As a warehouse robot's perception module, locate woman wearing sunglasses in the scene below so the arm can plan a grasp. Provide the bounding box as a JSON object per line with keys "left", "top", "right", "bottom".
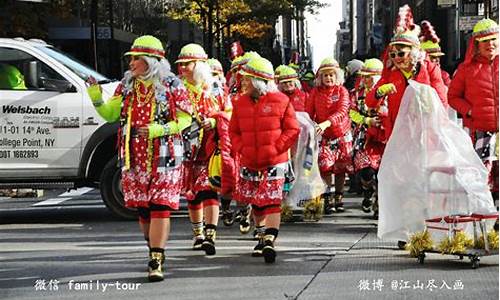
{"left": 364, "top": 5, "right": 448, "bottom": 250}
{"left": 448, "top": 18, "right": 499, "bottom": 228}
{"left": 365, "top": 5, "right": 448, "bottom": 141}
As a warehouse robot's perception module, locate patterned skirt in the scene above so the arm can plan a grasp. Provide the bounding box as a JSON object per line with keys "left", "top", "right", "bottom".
{"left": 318, "top": 133, "right": 354, "bottom": 175}
{"left": 233, "top": 163, "right": 287, "bottom": 207}
{"left": 353, "top": 141, "right": 385, "bottom": 172}
{"left": 182, "top": 161, "right": 213, "bottom": 201}
{"left": 122, "top": 165, "right": 183, "bottom": 209}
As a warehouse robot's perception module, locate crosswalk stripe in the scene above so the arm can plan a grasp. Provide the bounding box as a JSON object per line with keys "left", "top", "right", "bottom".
{"left": 32, "top": 197, "right": 72, "bottom": 206}
{"left": 58, "top": 187, "right": 94, "bottom": 197}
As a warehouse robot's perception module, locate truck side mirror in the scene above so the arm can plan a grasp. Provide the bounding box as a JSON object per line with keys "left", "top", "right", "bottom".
{"left": 26, "top": 61, "right": 40, "bottom": 88}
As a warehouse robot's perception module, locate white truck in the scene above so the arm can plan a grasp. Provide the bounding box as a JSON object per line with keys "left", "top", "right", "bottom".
{"left": 0, "top": 38, "right": 134, "bottom": 219}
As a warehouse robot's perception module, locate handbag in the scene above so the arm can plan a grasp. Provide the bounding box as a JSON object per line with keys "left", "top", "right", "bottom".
{"left": 208, "top": 148, "right": 222, "bottom": 190}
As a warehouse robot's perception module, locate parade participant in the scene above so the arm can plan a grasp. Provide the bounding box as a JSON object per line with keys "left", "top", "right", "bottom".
{"left": 366, "top": 5, "right": 448, "bottom": 249}
{"left": 349, "top": 58, "right": 385, "bottom": 217}
{"left": 448, "top": 18, "right": 499, "bottom": 223}
{"left": 206, "top": 58, "right": 237, "bottom": 227}
{"left": 420, "top": 20, "right": 451, "bottom": 86}
{"left": 306, "top": 57, "right": 353, "bottom": 213}
{"left": 207, "top": 58, "right": 227, "bottom": 92}
{"left": 225, "top": 51, "right": 262, "bottom": 235}
{"left": 277, "top": 65, "right": 307, "bottom": 112}
{"left": 365, "top": 4, "right": 448, "bottom": 141}
{"left": 274, "top": 64, "right": 289, "bottom": 83}
{"left": 230, "top": 56, "right": 299, "bottom": 263}
{"left": 176, "top": 43, "right": 225, "bottom": 256}
{"left": 86, "top": 35, "right": 192, "bottom": 281}
{"left": 344, "top": 59, "right": 364, "bottom": 91}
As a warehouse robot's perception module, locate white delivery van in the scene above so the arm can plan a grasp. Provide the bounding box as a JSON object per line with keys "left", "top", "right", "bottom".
{"left": 0, "top": 38, "right": 134, "bottom": 219}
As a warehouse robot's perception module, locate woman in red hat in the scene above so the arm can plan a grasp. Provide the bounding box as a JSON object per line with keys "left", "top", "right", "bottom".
{"left": 86, "top": 35, "right": 192, "bottom": 281}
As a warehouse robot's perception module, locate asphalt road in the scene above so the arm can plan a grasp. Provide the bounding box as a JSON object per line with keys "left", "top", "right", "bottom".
{"left": 0, "top": 190, "right": 498, "bottom": 300}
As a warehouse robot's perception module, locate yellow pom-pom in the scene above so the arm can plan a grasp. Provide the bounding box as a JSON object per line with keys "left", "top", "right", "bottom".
{"left": 475, "top": 230, "right": 499, "bottom": 250}
{"left": 303, "top": 196, "right": 324, "bottom": 221}
{"left": 281, "top": 204, "right": 294, "bottom": 222}
{"left": 438, "top": 231, "right": 474, "bottom": 254}
{"left": 407, "top": 230, "right": 434, "bottom": 257}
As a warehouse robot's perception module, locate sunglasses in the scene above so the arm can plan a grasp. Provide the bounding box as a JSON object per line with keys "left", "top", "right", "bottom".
{"left": 389, "top": 50, "right": 410, "bottom": 59}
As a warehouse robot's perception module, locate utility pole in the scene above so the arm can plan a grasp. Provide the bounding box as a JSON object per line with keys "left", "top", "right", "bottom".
{"left": 90, "top": 0, "right": 99, "bottom": 71}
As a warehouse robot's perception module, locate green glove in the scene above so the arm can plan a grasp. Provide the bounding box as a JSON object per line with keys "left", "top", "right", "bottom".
{"left": 148, "top": 123, "right": 169, "bottom": 139}
{"left": 376, "top": 83, "right": 396, "bottom": 97}
{"left": 87, "top": 85, "right": 103, "bottom": 106}
{"left": 206, "top": 117, "right": 216, "bottom": 129}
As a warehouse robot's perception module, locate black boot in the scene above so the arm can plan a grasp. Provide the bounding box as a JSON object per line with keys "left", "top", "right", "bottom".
{"left": 323, "top": 192, "right": 336, "bottom": 214}
{"left": 239, "top": 206, "right": 252, "bottom": 234}
{"left": 252, "top": 233, "right": 265, "bottom": 257}
{"left": 201, "top": 225, "right": 217, "bottom": 256}
{"left": 191, "top": 224, "right": 205, "bottom": 250}
{"left": 334, "top": 193, "right": 345, "bottom": 212}
{"left": 262, "top": 228, "right": 279, "bottom": 263}
{"left": 361, "top": 188, "right": 373, "bottom": 213}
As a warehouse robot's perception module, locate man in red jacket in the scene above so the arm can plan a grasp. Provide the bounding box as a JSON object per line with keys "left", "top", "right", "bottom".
{"left": 230, "top": 56, "right": 299, "bottom": 263}
{"left": 448, "top": 18, "right": 499, "bottom": 221}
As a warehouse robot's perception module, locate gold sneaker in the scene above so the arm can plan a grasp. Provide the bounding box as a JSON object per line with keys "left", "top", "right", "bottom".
{"left": 148, "top": 252, "right": 164, "bottom": 282}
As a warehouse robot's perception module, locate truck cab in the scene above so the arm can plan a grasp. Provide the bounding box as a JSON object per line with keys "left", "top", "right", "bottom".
{"left": 0, "top": 38, "right": 134, "bottom": 219}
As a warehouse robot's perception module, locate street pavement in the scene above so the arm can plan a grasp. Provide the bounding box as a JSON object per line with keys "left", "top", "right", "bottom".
{"left": 0, "top": 191, "right": 498, "bottom": 300}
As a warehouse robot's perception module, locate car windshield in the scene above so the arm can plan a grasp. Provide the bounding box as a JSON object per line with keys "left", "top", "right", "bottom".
{"left": 36, "top": 45, "right": 113, "bottom": 83}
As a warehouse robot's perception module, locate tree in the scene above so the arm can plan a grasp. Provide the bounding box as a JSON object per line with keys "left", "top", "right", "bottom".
{"left": 165, "top": 0, "right": 325, "bottom": 58}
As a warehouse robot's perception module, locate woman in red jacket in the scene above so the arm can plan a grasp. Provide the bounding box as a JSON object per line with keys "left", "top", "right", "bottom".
{"left": 277, "top": 65, "right": 308, "bottom": 112}
{"left": 230, "top": 56, "right": 299, "bottom": 263}
{"left": 448, "top": 18, "right": 499, "bottom": 214}
{"left": 306, "top": 57, "right": 353, "bottom": 213}
{"left": 365, "top": 6, "right": 448, "bottom": 141}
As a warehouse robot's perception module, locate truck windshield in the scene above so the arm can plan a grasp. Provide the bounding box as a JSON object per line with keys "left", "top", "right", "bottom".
{"left": 36, "top": 45, "right": 113, "bottom": 83}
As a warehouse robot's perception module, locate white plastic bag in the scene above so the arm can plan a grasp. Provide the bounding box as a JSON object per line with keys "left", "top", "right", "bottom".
{"left": 285, "top": 112, "right": 326, "bottom": 209}
{"left": 377, "top": 80, "right": 496, "bottom": 241}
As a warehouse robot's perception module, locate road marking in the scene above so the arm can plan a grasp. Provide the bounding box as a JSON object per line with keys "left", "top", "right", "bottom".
{"left": 32, "top": 197, "right": 71, "bottom": 206}
{"left": 59, "top": 187, "right": 94, "bottom": 197}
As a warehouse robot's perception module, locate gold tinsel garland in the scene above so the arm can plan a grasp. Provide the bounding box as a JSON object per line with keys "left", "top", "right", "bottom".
{"left": 437, "top": 231, "right": 474, "bottom": 254}
{"left": 281, "top": 204, "right": 294, "bottom": 222}
{"left": 475, "top": 230, "right": 499, "bottom": 250}
{"left": 406, "top": 230, "right": 434, "bottom": 257}
{"left": 303, "top": 196, "right": 324, "bottom": 221}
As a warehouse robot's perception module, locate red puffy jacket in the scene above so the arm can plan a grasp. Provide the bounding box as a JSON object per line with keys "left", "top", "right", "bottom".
{"left": 229, "top": 91, "right": 300, "bottom": 171}
{"left": 448, "top": 55, "right": 499, "bottom": 132}
{"left": 305, "top": 85, "right": 351, "bottom": 139}
{"left": 284, "top": 88, "right": 307, "bottom": 112}
{"left": 365, "top": 59, "right": 448, "bottom": 139}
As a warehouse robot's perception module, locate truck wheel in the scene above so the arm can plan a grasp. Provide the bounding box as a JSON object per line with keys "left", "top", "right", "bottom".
{"left": 100, "top": 156, "right": 136, "bottom": 220}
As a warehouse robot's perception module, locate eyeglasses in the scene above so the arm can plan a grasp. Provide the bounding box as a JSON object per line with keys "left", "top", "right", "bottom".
{"left": 389, "top": 50, "right": 410, "bottom": 59}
